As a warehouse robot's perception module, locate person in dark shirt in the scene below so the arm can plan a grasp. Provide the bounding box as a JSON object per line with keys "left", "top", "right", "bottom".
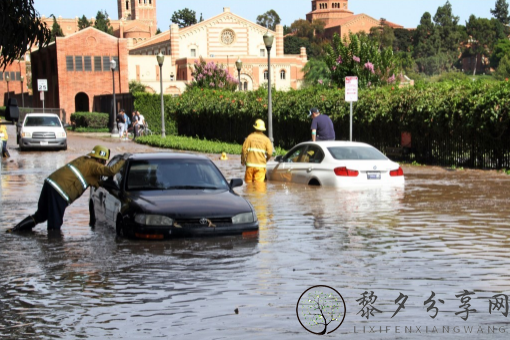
{"left": 309, "top": 107, "right": 335, "bottom": 141}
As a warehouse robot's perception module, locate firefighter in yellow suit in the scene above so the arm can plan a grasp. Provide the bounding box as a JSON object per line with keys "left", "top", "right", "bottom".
{"left": 8, "top": 145, "right": 129, "bottom": 232}
{"left": 242, "top": 119, "right": 273, "bottom": 182}
{"left": 0, "top": 123, "right": 9, "bottom": 158}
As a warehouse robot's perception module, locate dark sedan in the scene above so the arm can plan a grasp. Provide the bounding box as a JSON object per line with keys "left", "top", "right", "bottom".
{"left": 89, "top": 153, "right": 259, "bottom": 239}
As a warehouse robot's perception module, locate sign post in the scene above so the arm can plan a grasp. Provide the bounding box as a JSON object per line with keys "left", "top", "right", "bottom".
{"left": 345, "top": 76, "right": 358, "bottom": 141}
{"left": 38, "top": 79, "right": 48, "bottom": 113}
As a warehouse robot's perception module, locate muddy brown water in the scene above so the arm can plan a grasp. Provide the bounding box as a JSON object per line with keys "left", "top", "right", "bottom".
{"left": 1, "top": 129, "right": 510, "bottom": 339}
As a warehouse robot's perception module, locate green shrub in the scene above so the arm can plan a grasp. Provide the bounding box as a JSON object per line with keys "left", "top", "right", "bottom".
{"left": 70, "top": 112, "right": 109, "bottom": 129}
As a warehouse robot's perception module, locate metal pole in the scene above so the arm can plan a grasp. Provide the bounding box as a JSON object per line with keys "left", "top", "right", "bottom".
{"left": 6, "top": 82, "right": 9, "bottom": 99}
{"left": 21, "top": 81, "right": 24, "bottom": 107}
{"left": 112, "top": 69, "right": 118, "bottom": 134}
{"left": 349, "top": 101, "right": 353, "bottom": 142}
{"left": 267, "top": 47, "right": 273, "bottom": 145}
{"left": 160, "top": 64, "right": 165, "bottom": 138}
{"left": 238, "top": 69, "right": 241, "bottom": 91}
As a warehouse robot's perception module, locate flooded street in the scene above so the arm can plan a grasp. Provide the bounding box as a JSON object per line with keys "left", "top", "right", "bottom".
{"left": 2, "top": 130, "right": 510, "bottom": 339}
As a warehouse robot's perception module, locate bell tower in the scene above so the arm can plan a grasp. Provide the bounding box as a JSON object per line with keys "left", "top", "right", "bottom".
{"left": 307, "top": 0, "right": 353, "bottom": 25}
{"left": 117, "top": 0, "right": 157, "bottom": 26}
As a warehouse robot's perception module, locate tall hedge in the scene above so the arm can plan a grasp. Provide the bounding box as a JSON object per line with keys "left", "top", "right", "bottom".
{"left": 133, "top": 81, "right": 510, "bottom": 168}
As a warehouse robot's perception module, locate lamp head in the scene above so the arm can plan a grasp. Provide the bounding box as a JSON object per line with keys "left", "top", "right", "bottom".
{"left": 5, "top": 74, "right": 9, "bottom": 82}
{"left": 263, "top": 31, "right": 274, "bottom": 49}
{"left": 157, "top": 52, "right": 165, "bottom": 66}
{"left": 110, "top": 59, "right": 117, "bottom": 70}
{"left": 20, "top": 75, "right": 24, "bottom": 82}
{"left": 235, "top": 57, "right": 242, "bottom": 71}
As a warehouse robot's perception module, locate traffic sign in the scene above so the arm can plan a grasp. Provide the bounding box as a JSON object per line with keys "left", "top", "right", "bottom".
{"left": 345, "top": 76, "right": 358, "bottom": 102}
{"left": 38, "top": 79, "right": 48, "bottom": 92}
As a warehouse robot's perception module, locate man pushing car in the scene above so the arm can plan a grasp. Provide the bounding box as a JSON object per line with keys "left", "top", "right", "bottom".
{"left": 7, "top": 145, "right": 130, "bottom": 233}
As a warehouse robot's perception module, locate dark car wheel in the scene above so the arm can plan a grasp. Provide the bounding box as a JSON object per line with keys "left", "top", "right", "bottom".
{"left": 116, "top": 215, "right": 132, "bottom": 238}
{"left": 62, "top": 143, "right": 67, "bottom": 151}
{"left": 89, "top": 201, "right": 96, "bottom": 228}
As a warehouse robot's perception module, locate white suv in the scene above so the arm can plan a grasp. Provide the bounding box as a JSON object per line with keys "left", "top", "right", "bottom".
{"left": 18, "top": 113, "right": 68, "bottom": 151}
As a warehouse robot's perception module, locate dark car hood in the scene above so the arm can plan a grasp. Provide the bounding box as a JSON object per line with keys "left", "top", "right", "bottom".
{"left": 125, "top": 189, "right": 252, "bottom": 217}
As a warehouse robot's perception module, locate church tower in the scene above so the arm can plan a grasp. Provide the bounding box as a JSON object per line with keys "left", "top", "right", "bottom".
{"left": 306, "top": 0, "right": 354, "bottom": 25}
{"left": 118, "top": 0, "right": 157, "bottom": 26}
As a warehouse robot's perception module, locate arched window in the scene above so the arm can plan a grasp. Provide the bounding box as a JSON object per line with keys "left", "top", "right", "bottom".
{"left": 280, "top": 70, "right": 286, "bottom": 80}
{"left": 263, "top": 70, "right": 268, "bottom": 80}
{"left": 244, "top": 82, "right": 248, "bottom": 91}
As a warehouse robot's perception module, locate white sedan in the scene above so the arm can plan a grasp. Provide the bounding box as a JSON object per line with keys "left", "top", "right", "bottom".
{"left": 266, "top": 141, "right": 404, "bottom": 187}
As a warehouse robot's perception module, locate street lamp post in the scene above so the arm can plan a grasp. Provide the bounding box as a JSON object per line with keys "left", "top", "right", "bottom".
{"left": 157, "top": 52, "right": 165, "bottom": 138}
{"left": 5, "top": 74, "right": 10, "bottom": 100}
{"left": 263, "top": 31, "right": 274, "bottom": 145}
{"left": 20, "top": 75, "right": 24, "bottom": 107}
{"left": 235, "top": 57, "right": 242, "bottom": 91}
{"left": 110, "top": 59, "right": 118, "bottom": 134}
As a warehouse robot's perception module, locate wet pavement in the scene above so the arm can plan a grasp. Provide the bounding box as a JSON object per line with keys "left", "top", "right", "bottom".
{"left": 1, "top": 128, "right": 510, "bottom": 339}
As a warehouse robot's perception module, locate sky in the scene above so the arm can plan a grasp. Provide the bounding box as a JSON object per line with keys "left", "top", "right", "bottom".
{"left": 34, "top": 0, "right": 495, "bottom": 30}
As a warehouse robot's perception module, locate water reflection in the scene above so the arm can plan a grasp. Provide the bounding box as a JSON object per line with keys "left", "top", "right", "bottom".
{"left": 2, "top": 136, "right": 510, "bottom": 339}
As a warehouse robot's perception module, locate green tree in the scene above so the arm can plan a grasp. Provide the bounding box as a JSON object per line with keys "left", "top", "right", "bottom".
{"left": 78, "top": 15, "right": 91, "bottom": 30}
{"left": 187, "top": 57, "right": 238, "bottom": 91}
{"left": 156, "top": 28, "right": 161, "bottom": 34}
{"left": 323, "top": 32, "right": 398, "bottom": 88}
{"left": 433, "top": 0, "right": 461, "bottom": 55}
{"left": 284, "top": 35, "right": 311, "bottom": 55}
{"left": 94, "top": 10, "right": 114, "bottom": 35}
{"left": 490, "top": 38, "right": 510, "bottom": 68}
{"left": 256, "top": 9, "right": 281, "bottom": 30}
{"left": 129, "top": 80, "right": 146, "bottom": 94}
{"left": 413, "top": 12, "right": 439, "bottom": 59}
{"left": 393, "top": 28, "right": 413, "bottom": 52}
{"left": 171, "top": 8, "right": 197, "bottom": 28}
{"left": 491, "top": 0, "right": 510, "bottom": 25}
{"left": 493, "top": 54, "right": 510, "bottom": 79}
{"left": 50, "top": 15, "right": 64, "bottom": 42}
{"left": 0, "top": 0, "right": 51, "bottom": 69}
{"left": 290, "top": 19, "right": 314, "bottom": 40}
{"left": 369, "top": 19, "right": 395, "bottom": 50}
{"left": 302, "top": 58, "right": 331, "bottom": 87}
{"left": 465, "top": 15, "right": 496, "bottom": 75}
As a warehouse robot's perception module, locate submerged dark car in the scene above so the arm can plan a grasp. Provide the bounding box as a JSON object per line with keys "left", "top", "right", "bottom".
{"left": 89, "top": 153, "right": 258, "bottom": 239}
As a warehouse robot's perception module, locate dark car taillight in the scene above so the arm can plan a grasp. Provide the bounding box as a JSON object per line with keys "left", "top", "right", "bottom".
{"left": 334, "top": 166, "right": 359, "bottom": 177}
{"left": 390, "top": 167, "right": 404, "bottom": 177}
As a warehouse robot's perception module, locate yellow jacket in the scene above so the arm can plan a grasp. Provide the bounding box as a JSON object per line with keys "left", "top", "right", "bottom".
{"left": 47, "top": 156, "right": 125, "bottom": 204}
{"left": 0, "top": 125, "right": 8, "bottom": 141}
{"left": 242, "top": 131, "right": 273, "bottom": 168}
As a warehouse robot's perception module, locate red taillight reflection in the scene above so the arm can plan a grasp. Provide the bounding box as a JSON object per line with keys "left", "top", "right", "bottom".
{"left": 389, "top": 167, "right": 404, "bottom": 177}
{"left": 334, "top": 166, "right": 359, "bottom": 177}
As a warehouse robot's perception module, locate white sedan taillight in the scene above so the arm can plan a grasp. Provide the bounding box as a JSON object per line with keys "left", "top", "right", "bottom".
{"left": 334, "top": 167, "right": 359, "bottom": 177}
{"left": 389, "top": 167, "right": 404, "bottom": 176}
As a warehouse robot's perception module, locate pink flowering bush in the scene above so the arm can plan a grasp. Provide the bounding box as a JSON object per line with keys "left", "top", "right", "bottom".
{"left": 323, "top": 32, "right": 399, "bottom": 89}
{"left": 187, "top": 57, "right": 239, "bottom": 91}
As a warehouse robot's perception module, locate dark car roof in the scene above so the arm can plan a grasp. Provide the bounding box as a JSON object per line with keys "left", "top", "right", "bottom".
{"left": 122, "top": 153, "right": 210, "bottom": 161}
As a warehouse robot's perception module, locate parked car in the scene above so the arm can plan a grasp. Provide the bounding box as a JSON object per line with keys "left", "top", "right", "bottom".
{"left": 266, "top": 141, "right": 404, "bottom": 187}
{"left": 17, "top": 113, "right": 68, "bottom": 151}
{"left": 89, "top": 153, "right": 259, "bottom": 239}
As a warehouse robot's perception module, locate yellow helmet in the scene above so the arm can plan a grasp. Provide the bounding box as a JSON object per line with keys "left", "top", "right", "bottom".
{"left": 253, "top": 119, "right": 266, "bottom": 131}
{"left": 89, "top": 145, "right": 110, "bottom": 161}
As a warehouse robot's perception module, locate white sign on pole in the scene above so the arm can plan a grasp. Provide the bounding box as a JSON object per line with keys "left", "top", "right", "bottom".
{"left": 40, "top": 91, "right": 44, "bottom": 101}
{"left": 38, "top": 79, "right": 48, "bottom": 92}
{"left": 345, "top": 76, "right": 358, "bottom": 102}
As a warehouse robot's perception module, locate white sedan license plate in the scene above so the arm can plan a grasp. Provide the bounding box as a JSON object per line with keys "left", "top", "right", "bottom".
{"left": 40, "top": 141, "right": 48, "bottom": 145}
{"left": 367, "top": 172, "right": 381, "bottom": 180}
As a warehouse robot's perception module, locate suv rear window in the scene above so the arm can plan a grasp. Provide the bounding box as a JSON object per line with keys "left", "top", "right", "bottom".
{"left": 24, "top": 116, "right": 62, "bottom": 127}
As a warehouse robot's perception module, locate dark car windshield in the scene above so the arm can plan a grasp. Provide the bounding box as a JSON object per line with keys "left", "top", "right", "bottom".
{"left": 24, "top": 116, "right": 62, "bottom": 127}
{"left": 328, "top": 146, "right": 388, "bottom": 160}
{"left": 126, "top": 158, "right": 229, "bottom": 191}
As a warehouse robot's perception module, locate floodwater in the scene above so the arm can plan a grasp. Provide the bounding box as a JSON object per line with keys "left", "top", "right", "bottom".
{"left": 1, "top": 129, "right": 510, "bottom": 339}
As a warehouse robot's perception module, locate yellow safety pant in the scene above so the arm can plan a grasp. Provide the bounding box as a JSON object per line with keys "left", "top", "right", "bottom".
{"left": 245, "top": 167, "right": 266, "bottom": 183}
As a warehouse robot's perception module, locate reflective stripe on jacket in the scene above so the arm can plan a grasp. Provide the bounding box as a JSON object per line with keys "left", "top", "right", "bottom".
{"left": 0, "top": 125, "right": 8, "bottom": 141}
{"left": 47, "top": 156, "right": 125, "bottom": 204}
{"left": 242, "top": 132, "right": 273, "bottom": 169}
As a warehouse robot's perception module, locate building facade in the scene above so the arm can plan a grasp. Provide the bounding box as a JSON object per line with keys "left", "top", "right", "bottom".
{"left": 129, "top": 7, "right": 308, "bottom": 93}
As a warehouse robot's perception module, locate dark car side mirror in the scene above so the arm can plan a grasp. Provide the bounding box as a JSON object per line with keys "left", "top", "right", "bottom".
{"left": 230, "top": 178, "right": 243, "bottom": 188}
{"left": 275, "top": 155, "right": 283, "bottom": 162}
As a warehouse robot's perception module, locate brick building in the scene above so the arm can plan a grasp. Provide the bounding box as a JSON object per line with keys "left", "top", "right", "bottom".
{"left": 1, "top": 60, "right": 28, "bottom": 106}
{"left": 30, "top": 27, "right": 129, "bottom": 118}
{"left": 306, "top": 0, "right": 403, "bottom": 39}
